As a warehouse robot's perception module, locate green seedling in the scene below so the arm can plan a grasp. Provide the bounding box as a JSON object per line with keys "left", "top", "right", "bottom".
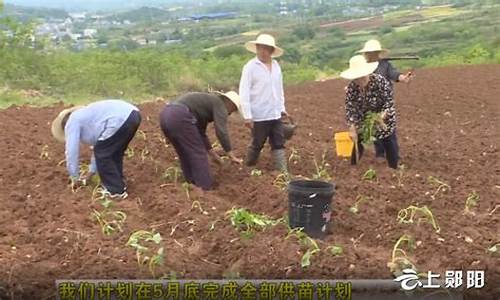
{"left": 191, "top": 200, "right": 208, "bottom": 215}
{"left": 360, "top": 111, "right": 386, "bottom": 145}
{"left": 387, "top": 234, "right": 417, "bottom": 277}
{"left": 427, "top": 176, "right": 450, "bottom": 199}
{"left": 488, "top": 243, "right": 500, "bottom": 257}
{"left": 301, "top": 248, "right": 320, "bottom": 268}
{"left": 90, "top": 209, "right": 127, "bottom": 236}
{"left": 138, "top": 130, "right": 147, "bottom": 140}
{"left": 125, "top": 147, "right": 135, "bottom": 159}
{"left": 250, "top": 169, "right": 263, "bottom": 177}
{"left": 362, "top": 168, "right": 377, "bottom": 181}
{"left": 126, "top": 230, "right": 164, "bottom": 277}
{"left": 182, "top": 182, "right": 192, "bottom": 200}
{"left": 349, "top": 195, "right": 372, "bottom": 214}
{"left": 163, "top": 166, "right": 182, "bottom": 183}
{"left": 99, "top": 197, "right": 113, "bottom": 209}
{"left": 286, "top": 227, "right": 320, "bottom": 268}
{"left": 211, "top": 141, "right": 220, "bottom": 149}
{"left": 397, "top": 205, "right": 440, "bottom": 233}
{"left": 226, "top": 207, "right": 282, "bottom": 238}
{"left": 141, "top": 147, "right": 150, "bottom": 162}
{"left": 326, "top": 245, "right": 344, "bottom": 256}
{"left": 394, "top": 164, "right": 406, "bottom": 187}
{"left": 464, "top": 191, "right": 480, "bottom": 215}
{"left": 40, "top": 145, "right": 49, "bottom": 160}
{"left": 289, "top": 148, "right": 301, "bottom": 165}
{"left": 312, "top": 152, "right": 331, "bottom": 182}
{"left": 273, "top": 172, "right": 291, "bottom": 191}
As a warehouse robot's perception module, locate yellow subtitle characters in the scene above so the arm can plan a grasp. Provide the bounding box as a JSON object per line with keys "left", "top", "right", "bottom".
{"left": 58, "top": 282, "right": 77, "bottom": 300}
{"left": 152, "top": 283, "right": 164, "bottom": 299}
{"left": 278, "top": 281, "right": 296, "bottom": 300}
{"left": 97, "top": 281, "right": 114, "bottom": 300}
{"left": 116, "top": 281, "right": 134, "bottom": 300}
{"left": 184, "top": 282, "right": 201, "bottom": 300}
{"left": 297, "top": 282, "right": 314, "bottom": 300}
{"left": 164, "top": 282, "right": 180, "bottom": 300}
{"left": 221, "top": 281, "right": 239, "bottom": 300}
{"left": 335, "top": 282, "right": 352, "bottom": 300}
{"left": 317, "top": 282, "right": 334, "bottom": 300}
{"left": 259, "top": 281, "right": 278, "bottom": 300}
{"left": 202, "top": 282, "right": 220, "bottom": 300}
{"left": 240, "top": 282, "right": 258, "bottom": 300}
{"left": 135, "top": 282, "right": 153, "bottom": 300}
{"left": 78, "top": 282, "right": 95, "bottom": 300}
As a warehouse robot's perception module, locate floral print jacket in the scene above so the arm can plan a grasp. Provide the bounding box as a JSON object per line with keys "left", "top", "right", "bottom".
{"left": 345, "top": 73, "right": 396, "bottom": 140}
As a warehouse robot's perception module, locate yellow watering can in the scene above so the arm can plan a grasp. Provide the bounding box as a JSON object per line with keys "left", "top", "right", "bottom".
{"left": 334, "top": 131, "right": 354, "bottom": 158}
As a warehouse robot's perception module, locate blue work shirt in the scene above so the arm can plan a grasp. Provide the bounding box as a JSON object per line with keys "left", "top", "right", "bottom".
{"left": 64, "top": 99, "right": 139, "bottom": 179}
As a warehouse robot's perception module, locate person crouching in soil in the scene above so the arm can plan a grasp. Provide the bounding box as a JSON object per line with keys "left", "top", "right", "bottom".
{"left": 159, "top": 91, "right": 243, "bottom": 191}
{"left": 341, "top": 55, "right": 400, "bottom": 169}
{"left": 51, "top": 99, "right": 142, "bottom": 199}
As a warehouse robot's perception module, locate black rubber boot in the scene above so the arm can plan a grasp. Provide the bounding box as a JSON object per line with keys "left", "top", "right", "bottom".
{"left": 272, "top": 149, "right": 288, "bottom": 173}
{"left": 245, "top": 147, "right": 261, "bottom": 166}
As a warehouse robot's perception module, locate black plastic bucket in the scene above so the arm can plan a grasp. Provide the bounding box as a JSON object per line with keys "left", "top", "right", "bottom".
{"left": 288, "top": 180, "right": 335, "bottom": 239}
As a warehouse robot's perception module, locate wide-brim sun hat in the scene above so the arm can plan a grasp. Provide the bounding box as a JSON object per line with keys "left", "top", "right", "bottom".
{"left": 357, "top": 39, "right": 389, "bottom": 56}
{"left": 214, "top": 91, "right": 243, "bottom": 117}
{"left": 340, "top": 55, "right": 379, "bottom": 80}
{"left": 51, "top": 106, "right": 83, "bottom": 142}
{"left": 245, "top": 34, "right": 284, "bottom": 58}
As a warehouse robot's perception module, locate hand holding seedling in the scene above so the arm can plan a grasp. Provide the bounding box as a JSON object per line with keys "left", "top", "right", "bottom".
{"left": 209, "top": 149, "right": 224, "bottom": 165}
{"left": 227, "top": 151, "right": 243, "bottom": 164}
{"left": 399, "top": 72, "right": 414, "bottom": 84}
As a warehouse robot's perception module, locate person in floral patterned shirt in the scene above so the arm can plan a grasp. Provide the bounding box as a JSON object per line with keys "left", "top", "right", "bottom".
{"left": 341, "top": 55, "right": 400, "bottom": 169}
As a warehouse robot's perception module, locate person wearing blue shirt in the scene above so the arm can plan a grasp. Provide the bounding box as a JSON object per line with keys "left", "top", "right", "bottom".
{"left": 51, "top": 99, "right": 141, "bottom": 199}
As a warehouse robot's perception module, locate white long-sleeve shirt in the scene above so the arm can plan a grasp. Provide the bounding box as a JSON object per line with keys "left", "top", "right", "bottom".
{"left": 239, "top": 57, "right": 286, "bottom": 122}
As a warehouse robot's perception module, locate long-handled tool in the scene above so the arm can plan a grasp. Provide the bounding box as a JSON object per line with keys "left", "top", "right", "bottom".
{"left": 386, "top": 56, "right": 420, "bottom": 61}
{"left": 353, "top": 135, "right": 359, "bottom": 164}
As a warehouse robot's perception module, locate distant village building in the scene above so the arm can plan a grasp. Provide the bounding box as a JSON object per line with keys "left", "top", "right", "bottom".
{"left": 280, "top": 1, "right": 288, "bottom": 15}
{"left": 83, "top": 29, "right": 98, "bottom": 38}
{"left": 69, "top": 12, "right": 86, "bottom": 21}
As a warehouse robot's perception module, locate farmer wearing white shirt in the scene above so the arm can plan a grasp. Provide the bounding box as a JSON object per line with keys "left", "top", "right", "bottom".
{"left": 239, "top": 34, "right": 288, "bottom": 173}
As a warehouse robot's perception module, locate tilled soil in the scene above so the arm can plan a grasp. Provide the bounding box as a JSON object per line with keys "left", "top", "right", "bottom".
{"left": 0, "top": 64, "right": 499, "bottom": 299}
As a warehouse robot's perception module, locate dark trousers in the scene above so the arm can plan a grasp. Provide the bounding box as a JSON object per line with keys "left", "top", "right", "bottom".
{"left": 374, "top": 130, "right": 399, "bottom": 158}
{"left": 250, "top": 119, "right": 285, "bottom": 152}
{"left": 351, "top": 131, "right": 400, "bottom": 169}
{"left": 159, "top": 104, "right": 213, "bottom": 190}
{"left": 94, "top": 110, "right": 141, "bottom": 194}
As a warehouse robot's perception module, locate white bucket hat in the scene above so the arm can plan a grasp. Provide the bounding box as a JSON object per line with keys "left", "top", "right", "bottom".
{"left": 340, "top": 55, "right": 379, "bottom": 80}
{"left": 357, "top": 39, "right": 389, "bottom": 55}
{"left": 245, "top": 34, "right": 284, "bottom": 58}
{"left": 51, "top": 106, "right": 83, "bottom": 142}
{"left": 214, "top": 91, "right": 243, "bottom": 117}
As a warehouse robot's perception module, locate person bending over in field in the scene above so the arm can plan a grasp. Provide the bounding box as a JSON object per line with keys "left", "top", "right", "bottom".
{"left": 239, "top": 34, "right": 289, "bottom": 173}
{"left": 341, "top": 55, "right": 400, "bottom": 169}
{"left": 159, "top": 91, "right": 243, "bottom": 191}
{"left": 358, "top": 39, "right": 413, "bottom": 160}
{"left": 51, "top": 99, "right": 141, "bottom": 199}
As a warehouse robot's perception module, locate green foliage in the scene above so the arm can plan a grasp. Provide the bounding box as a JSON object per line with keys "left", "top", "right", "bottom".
{"left": 226, "top": 207, "right": 282, "bottom": 238}
{"left": 292, "top": 25, "right": 316, "bottom": 40}
{"left": 213, "top": 45, "right": 248, "bottom": 58}
{"left": 361, "top": 112, "right": 384, "bottom": 145}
